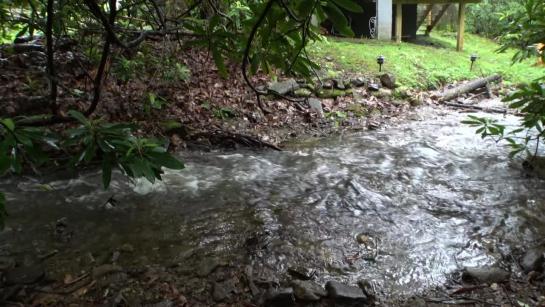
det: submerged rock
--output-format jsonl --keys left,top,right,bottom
{"left": 264, "top": 287, "right": 295, "bottom": 307}
{"left": 461, "top": 267, "right": 510, "bottom": 284}
{"left": 212, "top": 278, "right": 237, "bottom": 302}
{"left": 293, "top": 88, "right": 312, "bottom": 97}
{"left": 291, "top": 280, "right": 326, "bottom": 301}
{"left": 325, "top": 281, "right": 367, "bottom": 302}
{"left": 288, "top": 266, "right": 316, "bottom": 280}
{"left": 92, "top": 264, "right": 122, "bottom": 279}
{"left": 5, "top": 265, "right": 45, "bottom": 285}
{"left": 0, "top": 256, "right": 16, "bottom": 271}
{"left": 196, "top": 258, "right": 223, "bottom": 277}
{"left": 521, "top": 247, "right": 545, "bottom": 273}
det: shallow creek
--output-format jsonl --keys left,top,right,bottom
{"left": 1, "top": 105, "right": 544, "bottom": 299}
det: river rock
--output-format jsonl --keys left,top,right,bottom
{"left": 461, "top": 267, "right": 510, "bottom": 284}
{"left": 308, "top": 98, "right": 324, "bottom": 118}
{"left": 357, "top": 279, "right": 375, "bottom": 299}
{"left": 350, "top": 77, "right": 366, "bottom": 87}
{"left": 367, "top": 83, "right": 380, "bottom": 91}
{"left": 119, "top": 243, "right": 135, "bottom": 253}
{"left": 521, "top": 247, "right": 545, "bottom": 273}
{"left": 196, "top": 258, "right": 223, "bottom": 277}
{"left": 0, "top": 256, "right": 16, "bottom": 270}
{"left": 291, "top": 280, "right": 327, "bottom": 301}
{"left": 380, "top": 73, "right": 396, "bottom": 89}
{"left": 268, "top": 79, "right": 300, "bottom": 95}
{"left": 288, "top": 266, "right": 316, "bottom": 280}
{"left": 264, "top": 287, "right": 295, "bottom": 307}
{"left": 322, "top": 80, "right": 334, "bottom": 89}
{"left": 325, "top": 281, "right": 367, "bottom": 302}
{"left": 212, "top": 278, "right": 237, "bottom": 302}
{"left": 92, "top": 264, "right": 122, "bottom": 279}
{"left": 5, "top": 265, "right": 45, "bottom": 285}
{"left": 333, "top": 78, "right": 347, "bottom": 90}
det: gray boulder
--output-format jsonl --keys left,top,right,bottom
{"left": 461, "top": 266, "right": 510, "bottom": 284}
{"left": 350, "top": 77, "right": 367, "bottom": 87}
{"left": 291, "top": 280, "right": 327, "bottom": 301}
{"left": 325, "top": 281, "right": 368, "bottom": 302}
{"left": 521, "top": 247, "right": 545, "bottom": 273}
{"left": 308, "top": 98, "right": 324, "bottom": 118}
{"left": 5, "top": 265, "right": 45, "bottom": 285}
{"left": 268, "top": 79, "right": 300, "bottom": 95}
{"left": 264, "top": 288, "right": 295, "bottom": 307}
{"left": 380, "top": 73, "right": 396, "bottom": 89}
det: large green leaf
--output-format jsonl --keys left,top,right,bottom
{"left": 332, "top": 0, "right": 363, "bottom": 13}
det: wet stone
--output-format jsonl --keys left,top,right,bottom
{"left": 462, "top": 267, "right": 510, "bottom": 284}
{"left": 5, "top": 265, "right": 45, "bottom": 285}
{"left": 143, "top": 300, "right": 174, "bottom": 307}
{"left": 0, "top": 256, "right": 16, "bottom": 270}
{"left": 212, "top": 278, "right": 237, "bottom": 302}
{"left": 288, "top": 266, "right": 316, "bottom": 280}
{"left": 521, "top": 247, "right": 545, "bottom": 273}
{"left": 92, "top": 264, "right": 122, "bottom": 279}
{"left": 291, "top": 280, "right": 326, "bottom": 301}
{"left": 196, "top": 258, "right": 223, "bottom": 277}
{"left": 264, "top": 287, "right": 295, "bottom": 307}
{"left": 119, "top": 243, "right": 135, "bottom": 253}
{"left": 325, "top": 281, "right": 367, "bottom": 302}
{"left": 357, "top": 279, "right": 375, "bottom": 299}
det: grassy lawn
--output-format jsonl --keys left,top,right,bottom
{"left": 310, "top": 32, "right": 543, "bottom": 89}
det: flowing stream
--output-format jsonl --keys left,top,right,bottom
{"left": 1, "top": 105, "right": 545, "bottom": 299}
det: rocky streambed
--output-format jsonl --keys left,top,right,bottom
{"left": 1, "top": 102, "right": 545, "bottom": 306}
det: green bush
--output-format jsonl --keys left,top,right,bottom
{"left": 466, "top": 0, "right": 524, "bottom": 39}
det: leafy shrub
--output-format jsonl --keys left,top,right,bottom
{"left": 466, "top": 0, "right": 524, "bottom": 39}
{"left": 64, "top": 111, "right": 184, "bottom": 188}
{"left": 465, "top": 0, "right": 545, "bottom": 160}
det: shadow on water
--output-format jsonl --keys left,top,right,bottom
{"left": 1, "top": 106, "right": 545, "bottom": 299}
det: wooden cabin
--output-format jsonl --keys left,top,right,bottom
{"left": 334, "top": 0, "right": 481, "bottom": 51}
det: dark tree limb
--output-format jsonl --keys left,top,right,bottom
{"left": 241, "top": 0, "right": 277, "bottom": 114}
{"left": 45, "top": 0, "right": 58, "bottom": 115}
{"left": 84, "top": 0, "right": 117, "bottom": 117}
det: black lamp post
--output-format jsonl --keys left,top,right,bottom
{"left": 470, "top": 54, "right": 478, "bottom": 71}
{"left": 377, "top": 55, "right": 385, "bottom": 72}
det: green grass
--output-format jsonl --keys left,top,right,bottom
{"left": 310, "top": 32, "right": 543, "bottom": 89}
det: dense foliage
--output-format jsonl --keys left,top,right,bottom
{"left": 0, "top": 0, "right": 362, "bottom": 226}
{"left": 464, "top": 0, "right": 545, "bottom": 160}
{"left": 466, "top": 0, "right": 524, "bottom": 39}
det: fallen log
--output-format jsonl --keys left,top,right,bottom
{"left": 439, "top": 74, "right": 502, "bottom": 102}
{"left": 444, "top": 102, "right": 519, "bottom": 115}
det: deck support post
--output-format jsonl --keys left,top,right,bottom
{"left": 377, "top": 0, "right": 393, "bottom": 40}
{"left": 457, "top": 1, "right": 466, "bottom": 51}
{"left": 395, "top": 3, "right": 403, "bottom": 43}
